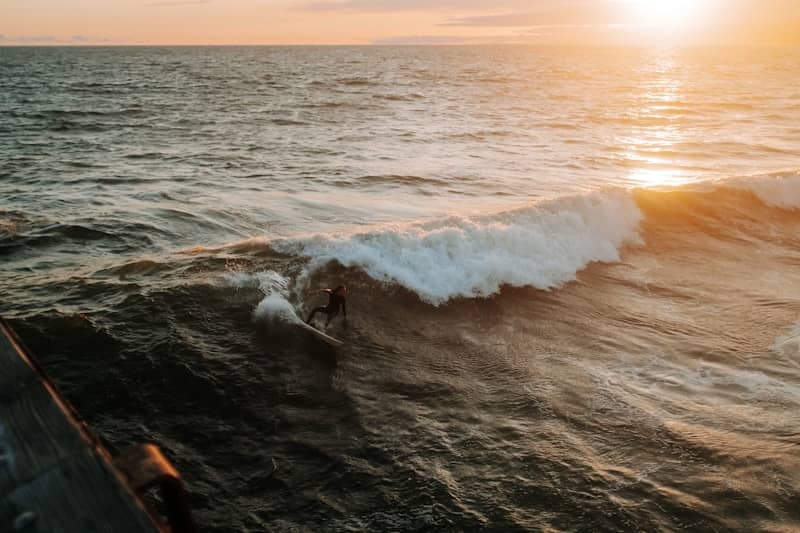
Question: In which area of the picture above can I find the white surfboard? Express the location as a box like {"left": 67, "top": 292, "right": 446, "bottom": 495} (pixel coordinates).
{"left": 296, "top": 317, "right": 344, "bottom": 347}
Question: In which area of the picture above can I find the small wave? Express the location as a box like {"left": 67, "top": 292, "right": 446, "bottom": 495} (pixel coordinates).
{"left": 473, "top": 76, "right": 516, "bottom": 84}
{"left": 358, "top": 174, "right": 449, "bottom": 187}
{"left": 372, "top": 93, "right": 424, "bottom": 102}
{"left": 546, "top": 123, "right": 582, "bottom": 131}
{"left": 271, "top": 118, "right": 307, "bottom": 126}
{"left": 95, "top": 259, "right": 167, "bottom": 278}
{"left": 338, "top": 77, "right": 378, "bottom": 86}
{"left": 274, "top": 191, "right": 643, "bottom": 305}
{"left": 299, "top": 101, "right": 348, "bottom": 109}
{"left": 37, "top": 223, "right": 118, "bottom": 242}
{"left": 49, "top": 120, "right": 116, "bottom": 133}
{"left": 65, "top": 161, "right": 107, "bottom": 169}
{"left": 183, "top": 237, "right": 273, "bottom": 256}
{"left": 43, "top": 108, "right": 147, "bottom": 118}
{"left": 726, "top": 171, "right": 800, "bottom": 210}
{"left": 449, "top": 130, "right": 514, "bottom": 140}
{"left": 123, "top": 152, "right": 165, "bottom": 160}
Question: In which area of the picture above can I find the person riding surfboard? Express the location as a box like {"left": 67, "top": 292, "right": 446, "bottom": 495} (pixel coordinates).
{"left": 306, "top": 285, "right": 347, "bottom": 328}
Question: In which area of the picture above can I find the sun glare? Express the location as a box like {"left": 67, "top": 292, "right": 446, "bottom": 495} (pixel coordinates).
{"left": 629, "top": 169, "right": 693, "bottom": 188}
{"left": 628, "top": 0, "right": 710, "bottom": 30}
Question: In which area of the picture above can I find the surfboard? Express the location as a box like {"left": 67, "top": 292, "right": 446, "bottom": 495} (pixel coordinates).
{"left": 296, "top": 318, "right": 344, "bottom": 347}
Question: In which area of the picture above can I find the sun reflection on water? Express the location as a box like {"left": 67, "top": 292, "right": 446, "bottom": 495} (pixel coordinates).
{"left": 623, "top": 52, "right": 696, "bottom": 189}
{"left": 628, "top": 168, "right": 693, "bottom": 188}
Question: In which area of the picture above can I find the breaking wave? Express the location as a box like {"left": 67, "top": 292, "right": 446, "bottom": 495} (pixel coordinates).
{"left": 726, "top": 171, "right": 800, "bottom": 210}
{"left": 267, "top": 172, "right": 798, "bottom": 305}
{"left": 275, "top": 190, "right": 643, "bottom": 305}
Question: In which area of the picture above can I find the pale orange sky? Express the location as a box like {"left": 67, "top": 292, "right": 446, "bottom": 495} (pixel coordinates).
{"left": 1, "top": 0, "right": 799, "bottom": 46}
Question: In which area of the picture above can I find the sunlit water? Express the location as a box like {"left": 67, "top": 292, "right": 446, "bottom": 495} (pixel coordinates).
{"left": 1, "top": 46, "right": 799, "bottom": 531}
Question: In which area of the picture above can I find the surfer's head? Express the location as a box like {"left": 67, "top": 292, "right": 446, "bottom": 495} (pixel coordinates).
{"left": 334, "top": 285, "right": 347, "bottom": 296}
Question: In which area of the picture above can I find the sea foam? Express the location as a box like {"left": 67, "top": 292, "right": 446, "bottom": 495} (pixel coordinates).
{"left": 223, "top": 270, "right": 301, "bottom": 323}
{"left": 773, "top": 323, "right": 800, "bottom": 364}
{"left": 275, "top": 190, "right": 643, "bottom": 305}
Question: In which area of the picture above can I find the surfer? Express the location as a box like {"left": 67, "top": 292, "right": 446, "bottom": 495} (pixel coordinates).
{"left": 306, "top": 285, "right": 348, "bottom": 327}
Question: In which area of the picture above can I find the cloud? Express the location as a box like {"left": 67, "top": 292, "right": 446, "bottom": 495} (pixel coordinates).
{"left": 373, "top": 34, "right": 479, "bottom": 45}
{"left": 373, "top": 33, "right": 554, "bottom": 45}
{"left": 439, "top": 4, "right": 622, "bottom": 27}
{"left": 301, "top": 0, "right": 532, "bottom": 12}
{"left": 9, "top": 35, "right": 59, "bottom": 43}
{"left": 0, "top": 34, "right": 109, "bottom": 45}
{"left": 147, "top": 0, "right": 212, "bottom": 6}
{"left": 440, "top": 13, "right": 557, "bottom": 27}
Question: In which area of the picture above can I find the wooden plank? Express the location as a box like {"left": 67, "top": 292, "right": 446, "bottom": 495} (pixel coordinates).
{"left": 0, "top": 326, "right": 38, "bottom": 402}
{"left": 0, "top": 380, "right": 89, "bottom": 498}
{"left": 0, "top": 447, "right": 157, "bottom": 532}
{"left": 0, "top": 321, "right": 162, "bottom": 532}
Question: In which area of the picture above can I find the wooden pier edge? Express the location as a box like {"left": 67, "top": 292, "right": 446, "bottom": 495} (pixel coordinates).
{"left": 0, "top": 318, "right": 195, "bottom": 532}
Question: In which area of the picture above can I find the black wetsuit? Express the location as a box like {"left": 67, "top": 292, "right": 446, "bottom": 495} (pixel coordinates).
{"left": 306, "top": 291, "right": 347, "bottom": 326}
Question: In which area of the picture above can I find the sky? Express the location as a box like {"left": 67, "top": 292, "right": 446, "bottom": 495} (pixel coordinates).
{"left": 1, "top": 0, "right": 799, "bottom": 46}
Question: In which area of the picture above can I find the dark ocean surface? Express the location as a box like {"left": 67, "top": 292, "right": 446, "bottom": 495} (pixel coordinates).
{"left": 1, "top": 46, "right": 799, "bottom": 531}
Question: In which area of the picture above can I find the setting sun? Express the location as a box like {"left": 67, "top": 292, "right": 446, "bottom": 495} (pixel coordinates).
{"left": 628, "top": 0, "right": 712, "bottom": 29}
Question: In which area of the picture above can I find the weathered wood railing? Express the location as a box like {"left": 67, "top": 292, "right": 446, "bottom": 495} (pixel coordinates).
{"left": 0, "top": 319, "right": 195, "bottom": 532}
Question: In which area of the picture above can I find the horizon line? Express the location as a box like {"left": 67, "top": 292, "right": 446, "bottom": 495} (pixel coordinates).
{"left": 1, "top": 42, "right": 797, "bottom": 48}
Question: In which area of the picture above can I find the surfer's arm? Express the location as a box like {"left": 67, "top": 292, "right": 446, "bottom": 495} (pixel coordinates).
{"left": 343, "top": 300, "right": 347, "bottom": 318}
{"left": 321, "top": 288, "right": 332, "bottom": 294}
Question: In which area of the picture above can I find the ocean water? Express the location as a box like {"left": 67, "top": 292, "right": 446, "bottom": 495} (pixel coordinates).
{"left": 1, "top": 46, "right": 799, "bottom": 531}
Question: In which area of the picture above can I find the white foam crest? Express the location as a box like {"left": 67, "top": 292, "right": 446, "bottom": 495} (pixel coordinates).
{"left": 276, "top": 190, "right": 643, "bottom": 305}
{"left": 254, "top": 271, "right": 290, "bottom": 295}
{"left": 221, "top": 271, "right": 258, "bottom": 289}
{"left": 772, "top": 323, "right": 800, "bottom": 365}
{"left": 223, "top": 270, "right": 300, "bottom": 323}
{"left": 252, "top": 271, "right": 299, "bottom": 323}
{"left": 730, "top": 171, "right": 800, "bottom": 209}
{"left": 221, "top": 270, "right": 290, "bottom": 292}
{"left": 254, "top": 293, "right": 301, "bottom": 323}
